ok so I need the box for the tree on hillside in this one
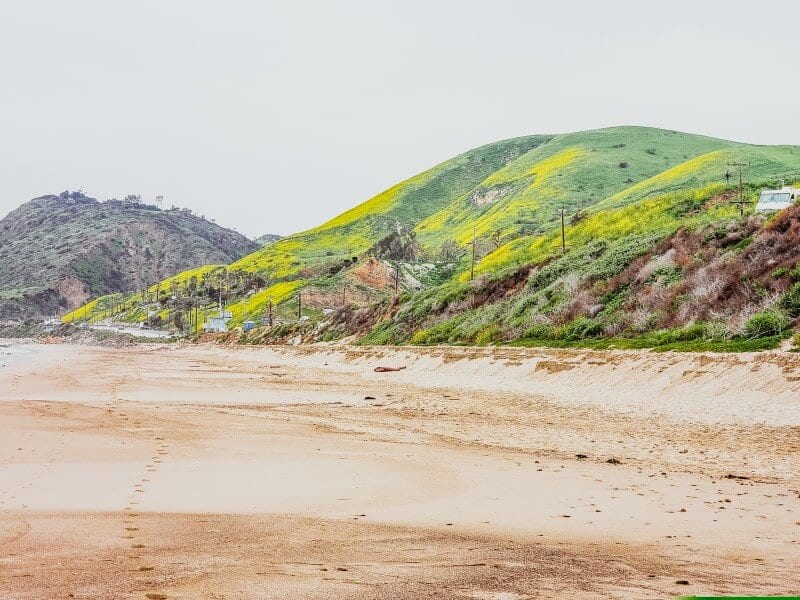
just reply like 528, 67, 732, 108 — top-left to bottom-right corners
439, 239, 462, 262
371, 223, 418, 261
490, 229, 503, 250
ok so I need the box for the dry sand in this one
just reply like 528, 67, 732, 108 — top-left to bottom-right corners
0, 341, 798, 599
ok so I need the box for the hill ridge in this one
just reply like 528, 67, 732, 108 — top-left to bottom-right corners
0, 191, 258, 320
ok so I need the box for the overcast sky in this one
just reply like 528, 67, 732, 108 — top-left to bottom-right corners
1, 0, 798, 237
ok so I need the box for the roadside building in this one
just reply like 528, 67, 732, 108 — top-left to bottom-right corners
203, 309, 232, 333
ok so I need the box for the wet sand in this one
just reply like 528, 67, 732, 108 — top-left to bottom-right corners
1, 342, 798, 598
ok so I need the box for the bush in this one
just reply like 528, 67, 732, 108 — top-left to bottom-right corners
780, 282, 800, 317
409, 329, 430, 345
555, 317, 604, 341
649, 323, 708, 344
474, 325, 502, 345
743, 310, 790, 339
523, 324, 554, 339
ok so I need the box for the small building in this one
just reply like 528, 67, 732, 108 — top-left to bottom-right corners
203, 309, 232, 333
755, 186, 799, 212
242, 320, 256, 332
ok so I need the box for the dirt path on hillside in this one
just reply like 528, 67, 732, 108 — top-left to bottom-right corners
1, 342, 798, 599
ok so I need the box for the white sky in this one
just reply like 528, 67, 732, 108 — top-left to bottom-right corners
1, 0, 798, 237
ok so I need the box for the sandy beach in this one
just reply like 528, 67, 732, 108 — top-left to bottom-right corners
1, 341, 798, 599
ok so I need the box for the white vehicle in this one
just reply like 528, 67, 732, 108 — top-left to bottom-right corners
754, 186, 799, 212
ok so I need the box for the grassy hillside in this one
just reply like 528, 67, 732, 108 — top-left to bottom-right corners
414, 127, 733, 247
64, 127, 800, 349
230, 135, 550, 279
474, 143, 800, 278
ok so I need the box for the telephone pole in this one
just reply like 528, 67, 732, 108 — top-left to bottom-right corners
727, 161, 750, 217
558, 207, 567, 254
297, 292, 302, 320
268, 296, 273, 326
470, 227, 477, 281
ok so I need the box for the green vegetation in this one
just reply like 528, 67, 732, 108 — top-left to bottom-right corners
230, 135, 549, 279
62, 127, 800, 351
743, 310, 790, 338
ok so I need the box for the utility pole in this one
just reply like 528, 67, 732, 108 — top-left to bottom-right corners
297, 292, 302, 320
727, 161, 750, 217
470, 227, 477, 281
268, 296, 273, 326
394, 266, 399, 294
558, 207, 567, 254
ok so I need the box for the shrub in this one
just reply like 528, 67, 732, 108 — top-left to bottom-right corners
556, 317, 604, 341
664, 322, 707, 342
743, 310, 790, 339
358, 321, 401, 345
523, 324, 554, 339
474, 325, 502, 345
409, 329, 429, 345
780, 282, 800, 317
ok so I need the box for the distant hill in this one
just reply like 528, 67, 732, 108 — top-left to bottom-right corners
0, 192, 258, 320
67, 127, 800, 350
254, 233, 283, 247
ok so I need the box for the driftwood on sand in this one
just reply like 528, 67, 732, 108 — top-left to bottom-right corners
373, 366, 407, 373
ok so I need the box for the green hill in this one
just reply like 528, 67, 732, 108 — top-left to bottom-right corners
230, 135, 550, 278
63, 127, 800, 350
